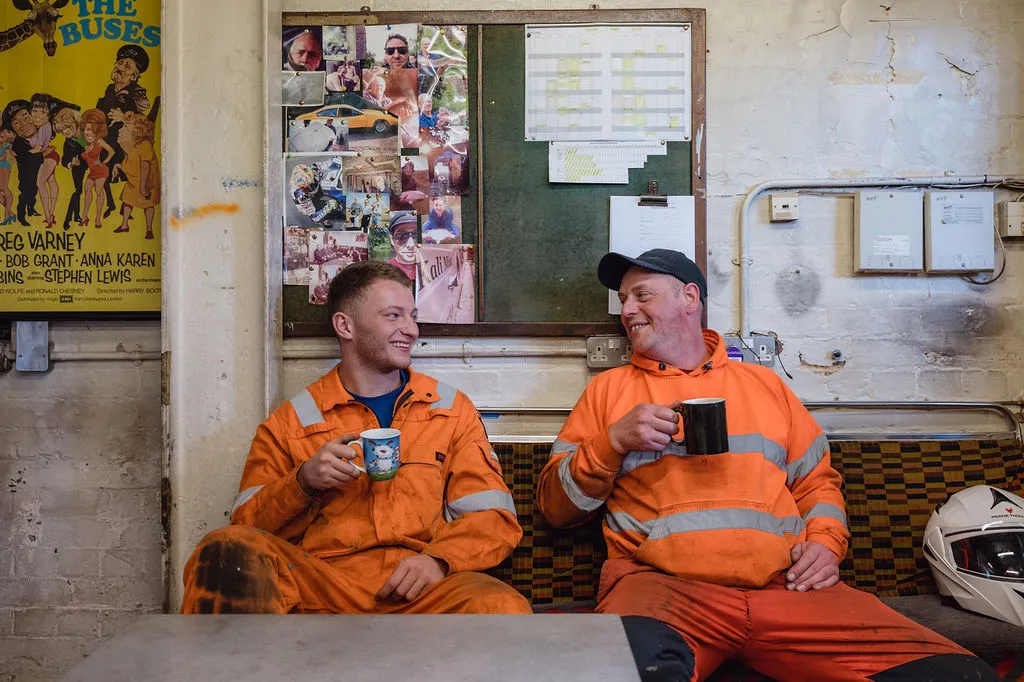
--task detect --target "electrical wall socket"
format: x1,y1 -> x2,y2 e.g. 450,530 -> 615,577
998,201 -> 1024,238
586,335 -> 632,369
721,335 -> 777,367
769,193 -> 799,222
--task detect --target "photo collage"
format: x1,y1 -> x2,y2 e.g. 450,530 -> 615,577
281,23 -> 474,324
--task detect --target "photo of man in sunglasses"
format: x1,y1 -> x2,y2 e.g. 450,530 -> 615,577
383,34 -> 416,69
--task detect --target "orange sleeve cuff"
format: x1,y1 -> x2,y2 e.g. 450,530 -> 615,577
586,428 -> 623,474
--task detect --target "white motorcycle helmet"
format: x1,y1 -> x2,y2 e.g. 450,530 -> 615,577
923,484 -> 1024,627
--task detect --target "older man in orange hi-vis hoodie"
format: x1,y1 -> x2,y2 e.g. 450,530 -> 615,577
181,261 -> 529,615
536,249 -> 999,682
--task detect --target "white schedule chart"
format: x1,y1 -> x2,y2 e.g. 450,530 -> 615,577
525,23 -> 691,142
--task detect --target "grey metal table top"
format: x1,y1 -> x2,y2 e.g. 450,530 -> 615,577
61,613 -> 641,682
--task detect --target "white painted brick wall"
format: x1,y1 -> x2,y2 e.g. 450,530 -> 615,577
0,323 -> 162,682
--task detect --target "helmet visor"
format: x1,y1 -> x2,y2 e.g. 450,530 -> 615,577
951,531 -> 1024,581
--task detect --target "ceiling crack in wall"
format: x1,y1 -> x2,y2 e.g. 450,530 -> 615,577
837,0 -> 853,37
940,53 -> 978,77
805,24 -> 841,40
881,4 -> 897,101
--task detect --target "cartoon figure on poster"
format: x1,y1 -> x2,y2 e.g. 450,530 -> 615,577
2,100 -> 42,226
27,94 -> 60,228
112,112 -> 159,239
51,103 -> 85,230
0,0 -> 69,58
79,108 -> 113,229
0,126 -> 13,225
96,45 -> 158,221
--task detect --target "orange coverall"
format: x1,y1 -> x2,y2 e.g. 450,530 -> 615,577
182,366 -> 529,615
537,331 -> 974,680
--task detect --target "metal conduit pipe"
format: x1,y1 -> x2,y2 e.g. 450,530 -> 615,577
737,175 -> 1024,336
1,349 -> 161,363
474,402 -> 1022,442
281,341 -> 588,360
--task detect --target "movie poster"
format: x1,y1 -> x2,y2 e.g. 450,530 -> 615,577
0,0 -> 161,314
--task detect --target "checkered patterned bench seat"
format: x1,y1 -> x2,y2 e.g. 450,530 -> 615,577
487,439 -> 1024,680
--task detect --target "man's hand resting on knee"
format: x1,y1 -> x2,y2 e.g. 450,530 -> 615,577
786,541 -> 839,592
376,554 -> 448,602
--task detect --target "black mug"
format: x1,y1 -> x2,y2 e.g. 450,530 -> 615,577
671,398 -> 729,455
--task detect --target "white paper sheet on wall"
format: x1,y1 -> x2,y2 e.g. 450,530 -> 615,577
608,195 -> 696,314
548,141 -> 667,184
525,23 -> 691,142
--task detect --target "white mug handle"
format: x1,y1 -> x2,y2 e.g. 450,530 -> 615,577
344,440 -> 367,474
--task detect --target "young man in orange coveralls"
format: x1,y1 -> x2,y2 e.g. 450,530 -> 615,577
536,249 -> 999,682
181,261 -> 530,615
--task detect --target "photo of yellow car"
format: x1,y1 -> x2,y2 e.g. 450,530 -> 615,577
295,104 -> 398,134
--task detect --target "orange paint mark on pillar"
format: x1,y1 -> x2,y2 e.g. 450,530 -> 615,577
170,203 -> 240,228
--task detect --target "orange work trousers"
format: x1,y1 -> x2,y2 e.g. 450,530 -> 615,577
180,526 -> 531,615
597,558 -> 974,682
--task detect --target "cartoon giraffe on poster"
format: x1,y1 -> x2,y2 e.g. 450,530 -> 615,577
0,0 -> 70,57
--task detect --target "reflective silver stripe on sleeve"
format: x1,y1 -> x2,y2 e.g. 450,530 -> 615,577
605,507 -> 805,540
802,502 -> 848,528
606,511 -> 654,536
290,389 -> 324,428
443,489 -> 517,522
786,434 -> 830,485
619,448 -> 669,475
489,448 -> 500,462
433,381 -> 458,410
557,452 -> 606,512
550,439 -> 579,457
230,485 -> 264,515
618,434 -> 787,477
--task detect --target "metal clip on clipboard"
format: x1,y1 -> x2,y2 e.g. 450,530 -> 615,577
638,180 -> 668,207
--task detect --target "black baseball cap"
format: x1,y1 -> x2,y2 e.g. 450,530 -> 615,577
389,210 -> 417,234
598,248 -> 708,301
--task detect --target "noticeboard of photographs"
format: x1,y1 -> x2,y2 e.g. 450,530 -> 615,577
281,23 -> 473,324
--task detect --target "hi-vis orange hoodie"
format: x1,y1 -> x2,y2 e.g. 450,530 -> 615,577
537,331 -> 849,588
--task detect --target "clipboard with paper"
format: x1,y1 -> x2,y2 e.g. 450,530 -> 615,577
608,193 -> 696,314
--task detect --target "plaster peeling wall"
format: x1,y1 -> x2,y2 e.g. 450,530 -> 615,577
701,0 -> 1024,403
276,0 -> 1024,407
